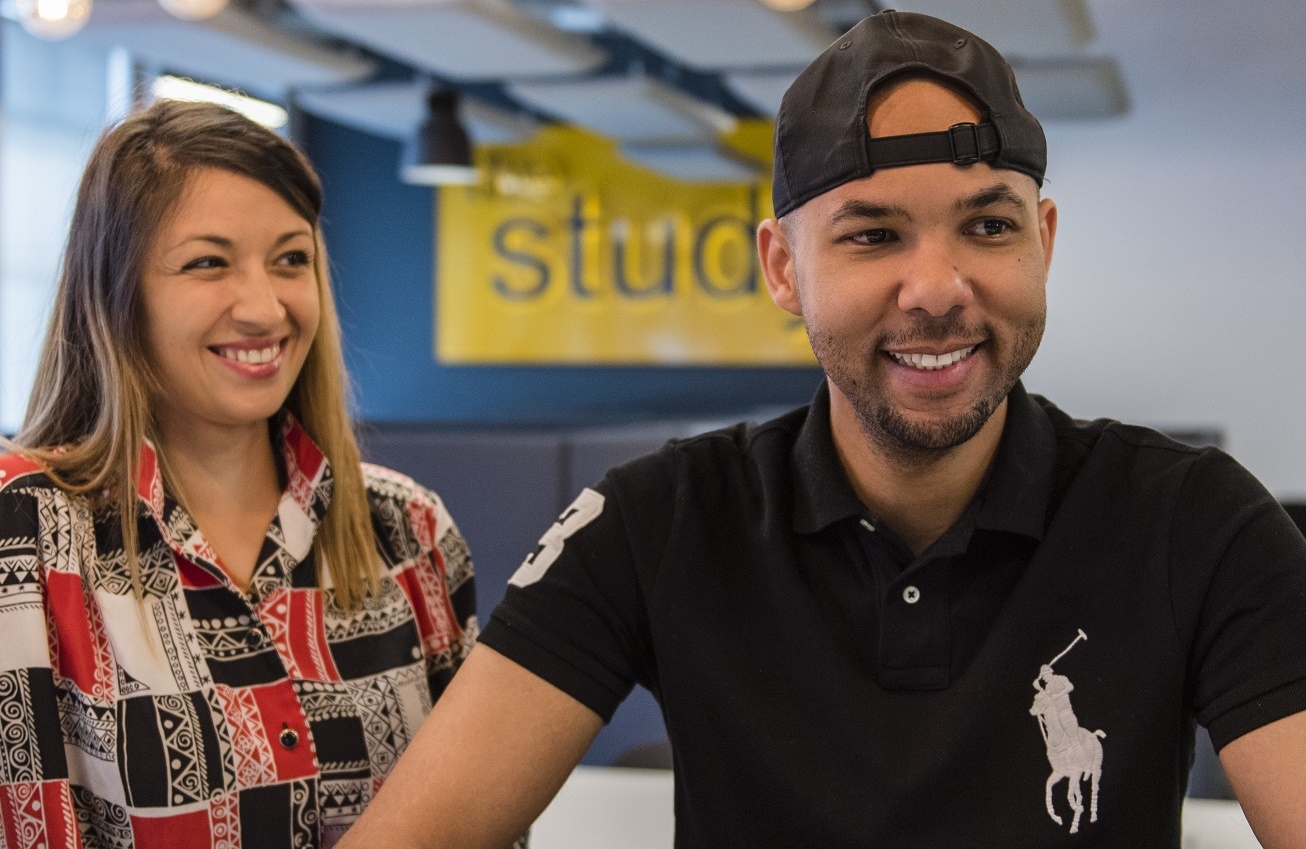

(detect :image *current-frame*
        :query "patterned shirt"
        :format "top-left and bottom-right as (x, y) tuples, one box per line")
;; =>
(0, 418), (477, 848)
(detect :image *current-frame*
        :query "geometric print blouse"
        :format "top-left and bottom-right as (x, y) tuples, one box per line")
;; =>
(0, 417), (482, 848)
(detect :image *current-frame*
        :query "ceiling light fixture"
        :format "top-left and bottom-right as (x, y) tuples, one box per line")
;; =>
(400, 88), (478, 187)
(157, 0), (228, 21)
(15, 0), (92, 40)
(151, 75), (289, 129)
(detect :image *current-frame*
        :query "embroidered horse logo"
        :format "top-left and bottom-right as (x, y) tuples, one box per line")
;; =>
(1030, 629), (1105, 834)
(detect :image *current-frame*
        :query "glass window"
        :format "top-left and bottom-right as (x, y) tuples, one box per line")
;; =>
(0, 21), (109, 433)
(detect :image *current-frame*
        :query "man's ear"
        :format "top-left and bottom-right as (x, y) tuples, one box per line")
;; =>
(1038, 196), (1058, 274)
(757, 216), (802, 316)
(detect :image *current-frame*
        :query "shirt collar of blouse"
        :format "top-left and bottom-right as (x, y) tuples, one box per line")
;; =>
(136, 412), (333, 591)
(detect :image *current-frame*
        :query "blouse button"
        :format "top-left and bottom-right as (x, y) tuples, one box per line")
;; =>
(247, 630), (264, 648)
(279, 724), (299, 750)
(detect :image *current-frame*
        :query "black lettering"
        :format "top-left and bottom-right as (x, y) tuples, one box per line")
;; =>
(693, 214), (757, 298)
(569, 195), (596, 299)
(492, 218), (551, 300)
(612, 220), (674, 299)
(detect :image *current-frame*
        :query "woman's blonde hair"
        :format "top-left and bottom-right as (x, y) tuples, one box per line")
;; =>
(10, 99), (379, 608)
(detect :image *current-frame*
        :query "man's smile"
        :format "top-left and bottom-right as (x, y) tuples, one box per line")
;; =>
(884, 344), (978, 371)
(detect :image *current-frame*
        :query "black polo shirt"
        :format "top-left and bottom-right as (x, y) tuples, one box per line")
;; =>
(482, 382), (1306, 848)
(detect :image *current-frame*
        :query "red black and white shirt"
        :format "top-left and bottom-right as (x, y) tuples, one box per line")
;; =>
(0, 417), (477, 848)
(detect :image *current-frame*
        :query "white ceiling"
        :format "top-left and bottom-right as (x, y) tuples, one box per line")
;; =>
(43, 0), (1306, 180)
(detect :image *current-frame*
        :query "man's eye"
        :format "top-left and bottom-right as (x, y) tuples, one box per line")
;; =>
(851, 229), (894, 246)
(970, 219), (1010, 237)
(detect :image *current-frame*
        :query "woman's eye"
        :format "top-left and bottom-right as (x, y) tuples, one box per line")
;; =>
(182, 256), (225, 271)
(278, 250), (312, 267)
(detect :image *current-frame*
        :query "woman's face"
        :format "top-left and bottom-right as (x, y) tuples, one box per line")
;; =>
(140, 167), (320, 444)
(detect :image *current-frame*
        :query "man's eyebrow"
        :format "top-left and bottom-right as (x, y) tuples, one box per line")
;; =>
(828, 199), (910, 225)
(957, 183), (1027, 213)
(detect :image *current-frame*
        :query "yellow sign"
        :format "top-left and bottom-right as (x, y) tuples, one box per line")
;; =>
(435, 124), (816, 365)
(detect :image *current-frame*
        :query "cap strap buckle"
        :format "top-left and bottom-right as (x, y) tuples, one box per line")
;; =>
(864, 122), (1001, 173)
(948, 122), (985, 165)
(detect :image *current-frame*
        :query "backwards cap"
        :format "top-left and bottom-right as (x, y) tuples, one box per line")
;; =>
(772, 10), (1046, 218)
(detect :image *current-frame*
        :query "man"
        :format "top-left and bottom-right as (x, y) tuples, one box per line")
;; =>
(342, 11), (1306, 848)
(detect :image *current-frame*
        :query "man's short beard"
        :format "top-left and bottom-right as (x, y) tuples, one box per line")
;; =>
(859, 388), (1001, 458)
(809, 312), (1043, 462)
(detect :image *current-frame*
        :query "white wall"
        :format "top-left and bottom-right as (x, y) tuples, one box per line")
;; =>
(1022, 0), (1306, 499)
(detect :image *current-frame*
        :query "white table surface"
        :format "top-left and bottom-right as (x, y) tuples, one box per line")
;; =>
(529, 766), (1263, 849)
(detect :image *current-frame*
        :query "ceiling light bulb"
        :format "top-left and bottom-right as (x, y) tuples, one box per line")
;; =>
(15, 0), (92, 40)
(157, 0), (228, 21)
(755, 0), (815, 10)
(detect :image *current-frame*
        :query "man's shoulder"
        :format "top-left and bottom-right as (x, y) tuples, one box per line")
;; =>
(1030, 393), (1212, 461)
(607, 404), (811, 486)
(1028, 393), (1263, 519)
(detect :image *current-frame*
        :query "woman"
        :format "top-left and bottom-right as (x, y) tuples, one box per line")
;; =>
(0, 100), (480, 847)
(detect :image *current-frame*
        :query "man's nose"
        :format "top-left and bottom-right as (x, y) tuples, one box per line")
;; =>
(896, 240), (973, 317)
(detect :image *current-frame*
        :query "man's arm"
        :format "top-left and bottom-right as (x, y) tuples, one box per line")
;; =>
(339, 643), (605, 849)
(1219, 708), (1306, 849)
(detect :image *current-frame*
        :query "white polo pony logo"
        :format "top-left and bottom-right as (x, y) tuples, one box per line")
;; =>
(1030, 629), (1105, 834)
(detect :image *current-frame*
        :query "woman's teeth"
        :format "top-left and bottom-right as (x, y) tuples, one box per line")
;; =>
(216, 343), (280, 364)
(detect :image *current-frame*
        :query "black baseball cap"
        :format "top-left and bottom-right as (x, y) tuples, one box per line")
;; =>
(772, 10), (1046, 218)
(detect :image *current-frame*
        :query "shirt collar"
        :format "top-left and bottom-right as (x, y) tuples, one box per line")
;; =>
(790, 381), (1055, 543)
(791, 382), (867, 534)
(971, 381), (1055, 541)
(138, 413), (334, 584)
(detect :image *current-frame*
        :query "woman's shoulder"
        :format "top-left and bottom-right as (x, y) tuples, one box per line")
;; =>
(359, 462), (443, 507)
(0, 451), (58, 497)
(0, 452), (96, 546)
(359, 462), (457, 550)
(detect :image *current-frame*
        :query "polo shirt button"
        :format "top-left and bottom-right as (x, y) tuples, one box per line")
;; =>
(902, 586), (921, 604)
(279, 724), (299, 749)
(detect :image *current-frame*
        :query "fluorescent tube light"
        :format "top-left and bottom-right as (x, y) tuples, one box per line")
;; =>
(150, 75), (289, 129)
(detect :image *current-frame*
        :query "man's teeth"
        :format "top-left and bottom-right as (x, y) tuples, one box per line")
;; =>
(889, 346), (976, 370)
(217, 344), (280, 365)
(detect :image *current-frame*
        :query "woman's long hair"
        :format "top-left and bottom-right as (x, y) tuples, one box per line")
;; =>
(10, 99), (379, 608)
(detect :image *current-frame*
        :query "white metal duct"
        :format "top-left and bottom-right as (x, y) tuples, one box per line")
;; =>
(582, 0), (835, 71)
(726, 59), (1129, 123)
(288, 0), (606, 82)
(889, 0), (1095, 59)
(621, 139), (763, 182)
(70, 0), (375, 96)
(1013, 58), (1128, 121)
(723, 68), (799, 117)
(296, 80), (539, 143)
(508, 76), (737, 142)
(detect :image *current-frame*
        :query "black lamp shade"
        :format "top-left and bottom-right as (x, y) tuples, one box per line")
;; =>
(401, 88), (478, 185)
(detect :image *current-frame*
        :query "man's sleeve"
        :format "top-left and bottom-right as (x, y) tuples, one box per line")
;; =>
(1174, 449), (1306, 751)
(478, 452), (670, 723)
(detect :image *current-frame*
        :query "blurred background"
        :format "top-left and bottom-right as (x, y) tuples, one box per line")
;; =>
(0, 0), (1300, 843)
